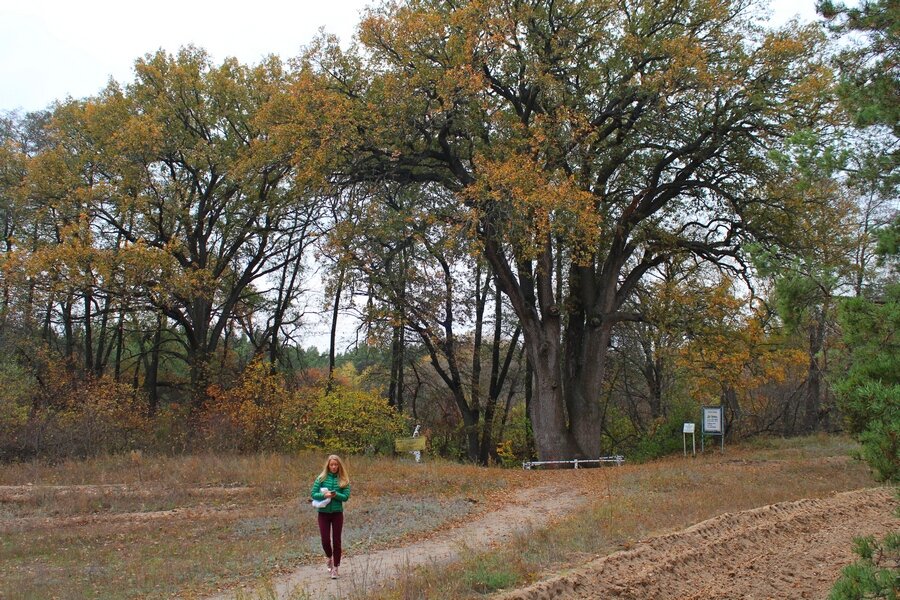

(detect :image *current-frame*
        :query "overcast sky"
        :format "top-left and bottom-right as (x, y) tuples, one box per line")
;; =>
(2, 0), (821, 114)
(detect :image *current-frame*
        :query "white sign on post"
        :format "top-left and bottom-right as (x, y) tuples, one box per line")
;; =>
(683, 422), (696, 457)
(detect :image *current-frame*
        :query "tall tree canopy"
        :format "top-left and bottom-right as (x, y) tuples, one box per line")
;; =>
(279, 0), (833, 459)
(14, 48), (323, 411)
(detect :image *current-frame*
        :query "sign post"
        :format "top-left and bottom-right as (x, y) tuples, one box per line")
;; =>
(393, 437), (427, 452)
(683, 422), (696, 457)
(394, 424), (425, 462)
(701, 406), (725, 452)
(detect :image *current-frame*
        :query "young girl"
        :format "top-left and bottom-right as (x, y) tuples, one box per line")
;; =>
(310, 454), (351, 579)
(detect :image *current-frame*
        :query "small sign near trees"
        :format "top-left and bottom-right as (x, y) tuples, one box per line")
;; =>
(683, 423), (696, 457)
(394, 437), (427, 452)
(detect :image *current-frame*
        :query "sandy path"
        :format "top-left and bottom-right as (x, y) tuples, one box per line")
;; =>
(209, 482), (592, 600)
(495, 487), (898, 600)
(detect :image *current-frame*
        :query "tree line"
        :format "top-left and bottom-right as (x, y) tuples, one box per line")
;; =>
(0, 0), (896, 472)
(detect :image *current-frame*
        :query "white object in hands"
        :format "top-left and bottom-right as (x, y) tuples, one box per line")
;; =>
(312, 486), (331, 508)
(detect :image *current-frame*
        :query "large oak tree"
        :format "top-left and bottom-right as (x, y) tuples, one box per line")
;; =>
(278, 0), (833, 459)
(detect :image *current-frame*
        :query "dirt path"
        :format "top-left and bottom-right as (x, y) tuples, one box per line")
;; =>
(209, 482), (593, 600)
(495, 487), (898, 600)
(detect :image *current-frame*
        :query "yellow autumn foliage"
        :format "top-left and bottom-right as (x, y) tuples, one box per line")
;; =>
(200, 359), (406, 454)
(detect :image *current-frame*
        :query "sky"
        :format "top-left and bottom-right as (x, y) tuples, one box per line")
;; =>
(1, 0), (822, 114)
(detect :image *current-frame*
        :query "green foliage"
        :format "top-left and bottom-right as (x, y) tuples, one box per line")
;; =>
(877, 216), (900, 272)
(829, 532), (900, 600)
(831, 212), (899, 482)
(599, 401), (700, 462)
(460, 552), (522, 594)
(775, 273), (828, 330)
(849, 382), (900, 482)
(0, 361), (31, 425)
(834, 283), (900, 482)
(309, 384), (407, 454)
(819, 0), (899, 134)
(629, 402), (702, 462)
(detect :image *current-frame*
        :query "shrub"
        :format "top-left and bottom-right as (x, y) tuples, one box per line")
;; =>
(833, 284), (900, 483)
(603, 401), (700, 462)
(0, 360), (33, 460)
(829, 530), (900, 600)
(50, 376), (151, 457)
(196, 361), (407, 455)
(201, 359), (314, 452)
(6, 373), (152, 460)
(309, 383), (407, 454)
(495, 404), (534, 467)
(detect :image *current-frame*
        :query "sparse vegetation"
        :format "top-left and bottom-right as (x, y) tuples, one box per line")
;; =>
(355, 435), (883, 600)
(0, 435), (881, 599)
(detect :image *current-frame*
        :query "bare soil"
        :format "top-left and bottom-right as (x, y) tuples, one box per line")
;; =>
(496, 487), (897, 600)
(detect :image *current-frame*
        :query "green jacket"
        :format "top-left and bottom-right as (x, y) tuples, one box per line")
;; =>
(311, 472), (350, 513)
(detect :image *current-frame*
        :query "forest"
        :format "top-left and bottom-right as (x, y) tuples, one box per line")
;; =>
(0, 0), (896, 475)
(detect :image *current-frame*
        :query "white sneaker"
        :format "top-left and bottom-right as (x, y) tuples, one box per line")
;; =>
(331, 566), (339, 579)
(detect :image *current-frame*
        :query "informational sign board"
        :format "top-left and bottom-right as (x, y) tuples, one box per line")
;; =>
(683, 423), (695, 434)
(703, 406), (723, 434)
(394, 436), (427, 452)
(701, 406), (725, 452)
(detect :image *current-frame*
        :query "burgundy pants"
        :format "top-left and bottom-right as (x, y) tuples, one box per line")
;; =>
(317, 511), (344, 566)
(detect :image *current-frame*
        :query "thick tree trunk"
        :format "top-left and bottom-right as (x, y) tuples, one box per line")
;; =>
(523, 319), (581, 460)
(565, 325), (611, 458)
(525, 356), (532, 433)
(483, 235), (580, 460)
(722, 386), (741, 435)
(187, 297), (214, 414)
(189, 349), (211, 415)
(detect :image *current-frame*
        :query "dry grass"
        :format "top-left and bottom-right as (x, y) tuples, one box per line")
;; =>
(362, 434), (881, 599)
(0, 435), (879, 600)
(0, 452), (503, 599)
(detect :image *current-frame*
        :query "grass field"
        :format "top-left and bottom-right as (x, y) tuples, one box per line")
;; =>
(0, 435), (881, 599)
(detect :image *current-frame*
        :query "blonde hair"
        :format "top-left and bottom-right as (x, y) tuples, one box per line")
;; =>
(317, 454), (350, 488)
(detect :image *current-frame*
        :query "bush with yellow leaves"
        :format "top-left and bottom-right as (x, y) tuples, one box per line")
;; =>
(308, 384), (407, 454)
(200, 359), (406, 454)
